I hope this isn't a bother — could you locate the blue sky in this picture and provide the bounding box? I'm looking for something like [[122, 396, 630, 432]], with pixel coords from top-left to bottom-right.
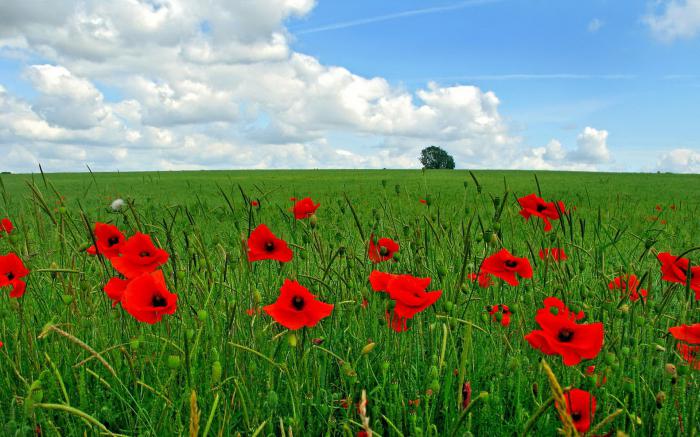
[[1, 0, 700, 172]]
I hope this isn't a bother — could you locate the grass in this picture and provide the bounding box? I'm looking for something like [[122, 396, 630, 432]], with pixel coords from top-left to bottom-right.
[[0, 169, 698, 436]]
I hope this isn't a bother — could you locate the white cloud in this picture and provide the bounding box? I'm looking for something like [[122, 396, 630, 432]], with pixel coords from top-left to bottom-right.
[[0, 0, 523, 172], [513, 127, 612, 171], [588, 18, 604, 33], [570, 127, 611, 164], [644, 0, 700, 42], [657, 148, 700, 172]]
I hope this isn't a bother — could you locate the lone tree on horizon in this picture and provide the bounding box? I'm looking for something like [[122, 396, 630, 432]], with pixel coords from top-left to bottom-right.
[[419, 146, 455, 169]]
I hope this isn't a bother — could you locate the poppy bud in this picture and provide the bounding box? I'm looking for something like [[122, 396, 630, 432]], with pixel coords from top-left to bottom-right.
[[621, 346, 631, 357], [267, 390, 279, 408], [623, 379, 635, 393], [253, 289, 262, 305], [644, 238, 655, 249], [604, 352, 616, 365], [211, 361, 222, 384], [309, 214, 318, 228], [492, 197, 501, 208], [620, 304, 630, 314], [287, 332, 298, 348], [429, 380, 440, 393], [176, 270, 186, 280], [130, 338, 140, 350], [444, 301, 454, 313], [166, 355, 181, 369], [655, 391, 666, 409], [186, 329, 195, 341], [361, 342, 376, 355], [428, 365, 439, 379]]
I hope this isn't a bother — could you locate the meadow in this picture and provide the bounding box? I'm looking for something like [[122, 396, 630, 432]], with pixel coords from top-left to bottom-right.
[[0, 169, 698, 436]]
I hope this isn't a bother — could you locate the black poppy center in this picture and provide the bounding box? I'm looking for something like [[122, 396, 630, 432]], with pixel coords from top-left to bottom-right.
[[379, 246, 390, 256], [140, 251, 151, 258], [151, 295, 167, 307], [557, 328, 574, 342], [6, 272, 15, 280], [504, 260, 518, 268], [108, 236, 120, 246], [570, 411, 582, 422], [265, 241, 275, 252], [536, 204, 547, 212], [292, 295, 305, 310]]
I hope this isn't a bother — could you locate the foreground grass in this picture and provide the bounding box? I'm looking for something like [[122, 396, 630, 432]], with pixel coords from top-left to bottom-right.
[[0, 169, 698, 436]]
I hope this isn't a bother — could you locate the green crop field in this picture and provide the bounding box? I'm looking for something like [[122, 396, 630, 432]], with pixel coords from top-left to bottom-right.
[[0, 169, 698, 436]]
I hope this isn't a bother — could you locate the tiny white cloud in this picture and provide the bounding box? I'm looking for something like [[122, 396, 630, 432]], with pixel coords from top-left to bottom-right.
[[587, 18, 604, 33]]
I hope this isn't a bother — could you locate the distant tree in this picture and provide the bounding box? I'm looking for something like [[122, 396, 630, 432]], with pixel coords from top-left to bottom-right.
[[419, 146, 455, 169]]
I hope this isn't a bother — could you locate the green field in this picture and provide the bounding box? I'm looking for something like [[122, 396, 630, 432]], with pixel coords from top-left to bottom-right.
[[1, 169, 698, 436]]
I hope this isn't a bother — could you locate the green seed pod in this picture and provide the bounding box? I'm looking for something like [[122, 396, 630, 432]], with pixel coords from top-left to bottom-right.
[[428, 365, 439, 380], [267, 390, 279, 408], [444, 301, 454, 313], [167, 355, 181, 369], [605, 352, 616, 365], [429, 379, 440, 392], [197, 310, 208, 322], [621, 346, 631, 357], [287, 332, 298, 348], [186, 329, 195, 341], [623, 379, 635, 393], [61, 294, 74, 305], [309, 214, 318, 228], [437, 266, 447, 278], [176, 270, 186, 280], [655, 391, 666, 409]]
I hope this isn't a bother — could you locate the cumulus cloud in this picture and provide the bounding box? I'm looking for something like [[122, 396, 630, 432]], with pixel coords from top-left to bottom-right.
[[644, 0, 700, 42], [513, 127, 612, 171], [0, 0, 522, 172], [657, 148, 700, 172]]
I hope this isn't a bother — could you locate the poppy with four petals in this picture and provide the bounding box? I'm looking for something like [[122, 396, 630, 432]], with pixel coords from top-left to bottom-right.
[[556, 388, 596, 433], [517, 193, 565, 232], [368, 235, 399, 263], [525, 297, 604, 366], [87, 222, 126, 259], [110, 232, 169, 278], [292, 197, 320, 219], [480, 249, 533, 286], [247, 224, 293, 263], [0, 253, 29, 298], [120, 270, 178, 324], [657, 252, 700, 299], [263, 279, 334, 330]]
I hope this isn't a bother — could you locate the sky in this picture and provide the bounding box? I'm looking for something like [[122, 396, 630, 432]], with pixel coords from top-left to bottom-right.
[[1, 0, 700, 173]]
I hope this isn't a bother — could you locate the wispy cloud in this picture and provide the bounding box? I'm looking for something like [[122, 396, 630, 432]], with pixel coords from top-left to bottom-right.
[[293, 0, 502, 35]]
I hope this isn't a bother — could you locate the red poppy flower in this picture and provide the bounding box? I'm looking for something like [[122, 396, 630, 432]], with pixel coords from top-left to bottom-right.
[[669, 323, 700, 344], [368, 270, 406, 292], [538, 248, 567, 261], [110, 233, 169, 278], [292, 197, 320, 219], [655, 204, 663, 211], [120, 270, 177, 324], [0, 253, 29, 298], [0, 218, 13, 236], [250, 200, 259, 207], [385, 310, 409, 332], [386, 274, 441, 320], [608, 274, 648, 302], [487, 304, 511, 326], [525, 297, 604, 366], [556, 388, 596, 433], [480, 249, 533, 286], [103, 277, 129, 307], [246, 307, 262, 316], [87, 222, 126, 259], [517, 193, 565, 232], [657, 252, 700, 299], [670, 204, 676, 210], [368, 235, 399, 263], [263, 279, 334, 330], [0, 341, 3, 348], [419, 199, 427, 205], [462, 381, 472, 409], [676, 343, 700, 369], [290, 197, 297, 202], [467, 272, 493, 288], [247, 224, 293, 263]]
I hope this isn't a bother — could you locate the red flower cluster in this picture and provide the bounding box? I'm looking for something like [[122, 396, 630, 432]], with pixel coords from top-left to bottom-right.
[[370, 271, 442, 332], [480, 249, 532, 286], [487, 304, 512, 326], [518, 193, 565, 232], [0, 253, 29, 298], [292, 197, 319, 219], [658, 252, 700, 299], [90, 224, 175, 324], [557, 388, 596, 433], [247, 224, 293, 263], [608, 274, 648, 302], [669, 323, 700, 369], [525, 297, 604, 366], [263, 279, 333, 329], [538, 248, 567, 262], [368, 235, 399, 263], [0, 218, 13, 236]]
